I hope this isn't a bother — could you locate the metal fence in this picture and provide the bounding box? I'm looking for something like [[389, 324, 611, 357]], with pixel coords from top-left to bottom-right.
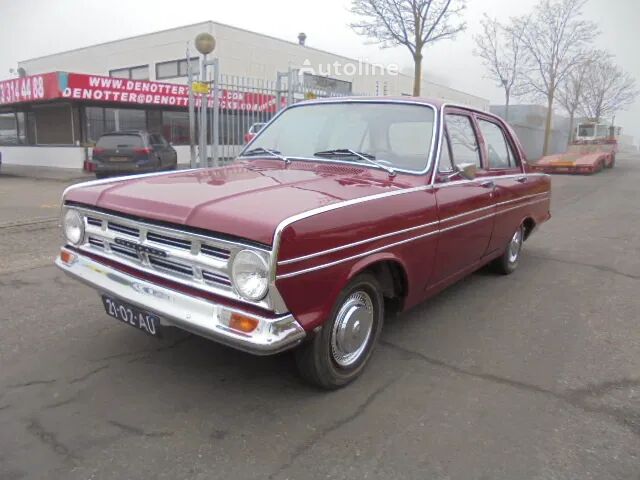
[[198, 67, 363, 166]]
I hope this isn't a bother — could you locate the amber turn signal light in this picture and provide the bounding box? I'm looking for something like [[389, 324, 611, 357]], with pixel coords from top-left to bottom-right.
[[228, 313, 259, 333], [60, 249, 77, 265]]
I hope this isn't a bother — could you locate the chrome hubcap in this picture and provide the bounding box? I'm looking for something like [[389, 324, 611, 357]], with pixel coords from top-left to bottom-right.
[[508, 228, 523, 263], [331, 291, 374, 367]]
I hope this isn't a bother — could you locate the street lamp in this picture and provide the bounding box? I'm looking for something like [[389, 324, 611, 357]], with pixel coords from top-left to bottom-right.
[[194, 33, 216, 168]]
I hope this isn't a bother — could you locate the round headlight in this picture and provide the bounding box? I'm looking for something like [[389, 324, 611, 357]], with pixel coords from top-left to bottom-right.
[[63, 209, 84, 245], [231, 250, 269, 301]]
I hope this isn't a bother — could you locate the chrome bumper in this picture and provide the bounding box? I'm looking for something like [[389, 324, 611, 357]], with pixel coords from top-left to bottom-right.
[[55, 249, 306, 355]]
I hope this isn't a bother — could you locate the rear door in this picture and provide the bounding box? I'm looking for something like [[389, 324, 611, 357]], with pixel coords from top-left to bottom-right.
[[431, 109, 496, 287], [475, 114, 529, 255]]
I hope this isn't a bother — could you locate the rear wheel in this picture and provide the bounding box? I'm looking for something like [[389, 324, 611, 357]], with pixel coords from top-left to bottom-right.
[[492, 224, 524, 275], [295, 273, 384, 389]]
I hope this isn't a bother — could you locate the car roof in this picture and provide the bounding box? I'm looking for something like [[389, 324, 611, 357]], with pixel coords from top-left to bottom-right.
[[292, 96, 489, 114]]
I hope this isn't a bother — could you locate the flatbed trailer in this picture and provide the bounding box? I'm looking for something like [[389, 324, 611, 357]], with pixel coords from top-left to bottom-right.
[[531, 122, 619, 175]]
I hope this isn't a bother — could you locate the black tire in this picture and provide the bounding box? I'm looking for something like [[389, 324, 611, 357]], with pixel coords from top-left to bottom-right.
[[95, 172, 109, 179], [295, 273, 384, 389], [492, 224, 524, 275]]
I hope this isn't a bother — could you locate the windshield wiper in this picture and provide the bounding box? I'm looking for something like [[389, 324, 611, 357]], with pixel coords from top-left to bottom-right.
[[242, 147, 291, 164], [313, 148, 395, 176]]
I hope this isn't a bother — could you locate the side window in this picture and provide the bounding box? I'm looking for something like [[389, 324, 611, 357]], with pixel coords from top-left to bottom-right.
[[478, 119, 515, 169], [438, 130, 454, 172], [150, 134, 166, 147], [446, 114, 481, 168]]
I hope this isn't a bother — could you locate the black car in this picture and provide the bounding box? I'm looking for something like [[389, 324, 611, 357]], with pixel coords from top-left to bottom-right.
[[91, 131, 178, 178]]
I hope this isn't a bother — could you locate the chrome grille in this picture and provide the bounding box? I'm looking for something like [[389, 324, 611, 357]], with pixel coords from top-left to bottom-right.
[[147, 232, 191, 250], [108, 221, 139, 237], [72, 207, 274, 310]]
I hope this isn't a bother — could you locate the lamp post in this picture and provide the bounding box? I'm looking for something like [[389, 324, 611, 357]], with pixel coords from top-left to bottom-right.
[[194, 33, 216, 168]]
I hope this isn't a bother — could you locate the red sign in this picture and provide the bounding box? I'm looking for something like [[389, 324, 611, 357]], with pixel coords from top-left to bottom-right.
[[60, 73, 281, 112], [0, 72, 282, 112], [0, 73, 60, 106]]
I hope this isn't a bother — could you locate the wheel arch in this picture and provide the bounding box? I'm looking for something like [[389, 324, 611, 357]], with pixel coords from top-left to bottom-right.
[[522, 216, 536, 241], [346, 253, 410, 316]]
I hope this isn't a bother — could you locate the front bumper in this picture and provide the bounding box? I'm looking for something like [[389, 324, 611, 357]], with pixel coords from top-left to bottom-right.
[[55, 249, 306, 355]]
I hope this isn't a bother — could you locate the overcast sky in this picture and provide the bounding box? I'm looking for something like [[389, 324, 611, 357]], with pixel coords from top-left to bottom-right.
[[1, 0, 638, 143]]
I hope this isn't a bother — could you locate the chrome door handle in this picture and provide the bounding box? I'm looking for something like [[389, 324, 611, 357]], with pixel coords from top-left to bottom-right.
[[479, 180, 495, 189], [516, 176, 527, 183]]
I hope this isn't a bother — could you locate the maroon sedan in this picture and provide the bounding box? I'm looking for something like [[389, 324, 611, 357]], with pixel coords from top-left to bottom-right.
[[56, 98, 551, 389]]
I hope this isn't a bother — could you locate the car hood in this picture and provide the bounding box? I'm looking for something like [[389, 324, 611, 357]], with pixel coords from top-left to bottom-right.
[[65, 160, 412, 245]]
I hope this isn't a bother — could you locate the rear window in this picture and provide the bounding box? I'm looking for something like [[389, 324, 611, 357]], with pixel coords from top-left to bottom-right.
[[96, 134, 143, 148]]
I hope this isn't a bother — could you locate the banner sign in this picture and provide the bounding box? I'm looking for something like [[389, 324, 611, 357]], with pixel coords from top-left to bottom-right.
[[0, 73, 60, 106], [0, 72, 283, 112]]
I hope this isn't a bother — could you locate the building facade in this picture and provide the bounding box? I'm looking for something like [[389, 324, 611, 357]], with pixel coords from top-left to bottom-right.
[[0, 21, 489, 169]]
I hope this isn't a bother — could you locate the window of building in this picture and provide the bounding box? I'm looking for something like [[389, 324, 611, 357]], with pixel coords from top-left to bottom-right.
[[446, 114, 481, 168], [109, 65, 149, 80], [0, 111, 26, 145], [155, 58, 200, 80], [32, 104, 75, 145], [84, 106, 147, 144]]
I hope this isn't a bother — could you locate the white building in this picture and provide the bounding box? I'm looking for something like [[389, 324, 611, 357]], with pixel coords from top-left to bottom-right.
[[0, 21, 488, 169]]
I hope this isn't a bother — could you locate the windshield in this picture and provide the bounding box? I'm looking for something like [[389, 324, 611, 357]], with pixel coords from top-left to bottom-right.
[[243, 102, 436, 173]]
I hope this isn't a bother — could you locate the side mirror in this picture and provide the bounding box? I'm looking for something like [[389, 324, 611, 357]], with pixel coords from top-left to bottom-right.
[[456, 162, 477, 180]]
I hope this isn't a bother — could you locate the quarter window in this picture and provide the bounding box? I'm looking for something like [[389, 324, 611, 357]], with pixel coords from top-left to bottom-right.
[[478, 119, 516, 169], [446, 114, 481, 168]]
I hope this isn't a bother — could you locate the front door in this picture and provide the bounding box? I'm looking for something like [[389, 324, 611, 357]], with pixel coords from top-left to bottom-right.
[[430, 110, 496, 288]]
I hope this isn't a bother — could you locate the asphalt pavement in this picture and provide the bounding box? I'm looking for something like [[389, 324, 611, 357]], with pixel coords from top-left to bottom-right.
[[0, 156, 639, 480]]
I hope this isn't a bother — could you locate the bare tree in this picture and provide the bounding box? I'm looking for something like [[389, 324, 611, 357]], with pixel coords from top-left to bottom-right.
[[514, 0, 598, 155], [350, 0, 467, 96], [556, 52, 598, 144], [474, 14, 527, 122], [581, 56, 638, 123]]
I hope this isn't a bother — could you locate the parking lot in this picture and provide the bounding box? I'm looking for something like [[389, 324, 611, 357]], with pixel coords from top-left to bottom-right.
[[1, 155, 639, 480]]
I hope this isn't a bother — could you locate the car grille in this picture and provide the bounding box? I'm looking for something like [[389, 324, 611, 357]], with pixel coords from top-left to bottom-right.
[[75, 208, 268, 307]]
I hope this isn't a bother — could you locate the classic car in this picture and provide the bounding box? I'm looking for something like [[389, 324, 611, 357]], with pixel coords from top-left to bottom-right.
[[56, 98, 551, 389]]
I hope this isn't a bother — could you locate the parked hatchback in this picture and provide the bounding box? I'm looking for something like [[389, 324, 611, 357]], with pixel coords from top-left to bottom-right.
[[92, 131, 177, 178]]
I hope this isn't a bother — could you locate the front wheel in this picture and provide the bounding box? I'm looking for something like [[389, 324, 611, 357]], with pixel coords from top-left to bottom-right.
[[295, 273, 384, 389], [492, 224, 524, 275]]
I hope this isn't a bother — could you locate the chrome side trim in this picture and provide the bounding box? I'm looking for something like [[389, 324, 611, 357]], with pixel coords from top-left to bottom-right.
[[278, 219, 440, 266], [270, 184, 435, 281], [277, 228, 441, 280], [278, 191, 550, 266], [438, 211, 496, 233], [277, 195, 550, 279]]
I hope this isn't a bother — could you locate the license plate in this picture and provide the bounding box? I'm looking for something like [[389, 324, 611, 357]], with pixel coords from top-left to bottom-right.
[[109, 156, 129, 162], [101, 295, 161, 337]]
